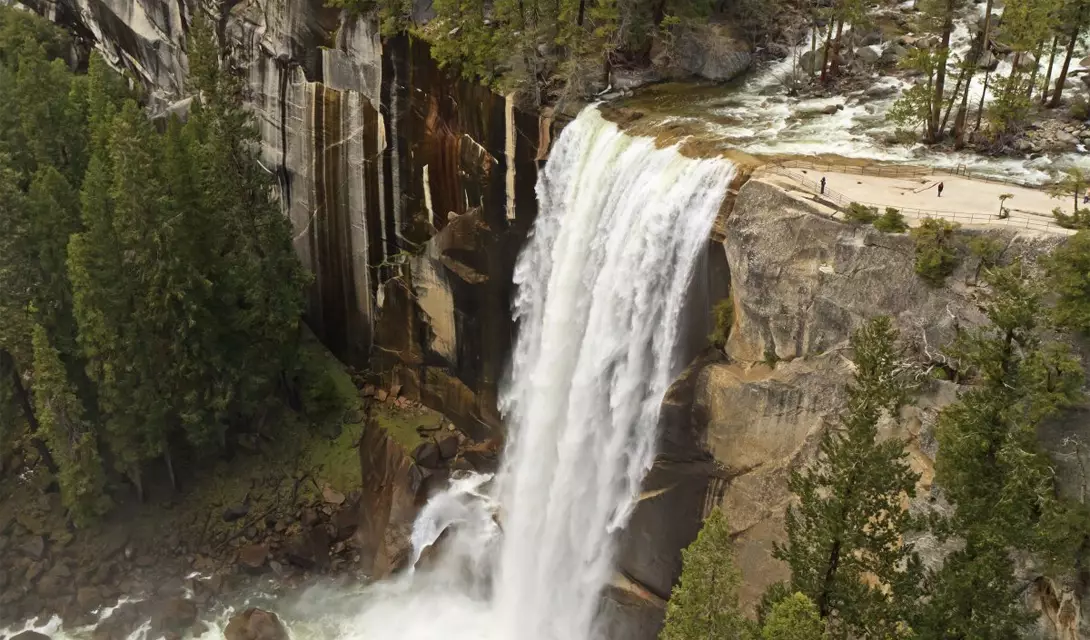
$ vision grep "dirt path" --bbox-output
[765,167,1075,235]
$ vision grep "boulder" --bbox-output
[609,68,663,91]
[20,536,45,559]
[77,586,104,611]
[331,502,360,540]
[1015,52,1038,71]
[412,441,441,468]
[224,608,289,640]
[865,83,899,99]
[222,503,250,522]
[322,486,346,505]
[800,48,826,74]
[880,44,909,66]
[437,434,459,460]
[150,598,199,637]
[671,24,752,82]
[286,526,331,570]
[238,544,269,572]
[855,45,881,64]
[11,632,52,640]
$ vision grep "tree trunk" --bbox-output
[818,539,843,618]
[164,441,177,491]
[974,69,992,133]
[929,0,956,142]
[810,15,818,78]
[1050,24,1081,108]
[829,18,846,77]
[956,0,993,144]
[1041,34,1060,105]
[1,349,57,474]
[1026,40,1046,100]
[941,61,969,135]
[576,0,585,26]
[820,19,835,83]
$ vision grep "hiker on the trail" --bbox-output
[820,176,827,194]
[1082,192,1088,204]
[937,181,944,197]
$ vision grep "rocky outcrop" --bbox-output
[224,608,290,640]
[670,23,752,83]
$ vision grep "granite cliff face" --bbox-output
[658,176,1089,638]
[24,0,550,438]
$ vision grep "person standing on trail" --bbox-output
[938,181,944,197]
[820,176,827,194]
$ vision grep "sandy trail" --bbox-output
[766,167,1074,235]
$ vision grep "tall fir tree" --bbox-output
[659,508,747,640]
[915,263,1086,639]
[773,317,921,639]
[30,324,108,525]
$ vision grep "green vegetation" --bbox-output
[844,202,878,224]
[1049,167,1087,214]
[910,217,961,285]
[659,508,746,640]
[890,0,1090,145]
[915,263,1088,637]
[760,593,826,640]
[0,8,315,523]
[774,317,920,639]
[873,207,909,233]
[709,297,733,349]
[1045,230,1090,333]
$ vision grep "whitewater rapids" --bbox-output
[2,106,734,640]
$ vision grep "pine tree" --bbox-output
[760,593,827,640]
[30,324,107,525]
[915,263,1086,639]
[773,317,921,639]
[1045,230,1090,334]
[659,508,747,640]
[179,17,307,444]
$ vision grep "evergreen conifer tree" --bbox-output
[915,263,1086,638]
[30,324,107,525]
[659,508,747,640]
[773,317,921,638]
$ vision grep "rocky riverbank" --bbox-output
[0,342,500,640]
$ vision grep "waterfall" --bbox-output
[341,106,736,640]
[492,107,735,640]
[2,105,735,640]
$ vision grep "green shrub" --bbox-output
[910,218,961,286]
[873,207,908,233]
[708,297,734,349]
[968,235,1005,268]
[763,346,780,367]
[1071,94,1090,121]
[844,202,879,224]
[1053,206,1090,230]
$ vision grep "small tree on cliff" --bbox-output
[659,507,747,640]
[760,593,827,640]
[773,317,921,639]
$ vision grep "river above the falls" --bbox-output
[613,8,1090,186]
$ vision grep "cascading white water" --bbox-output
[2,105,734,640]
[344,105,735,640]
[491,106,735,640]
